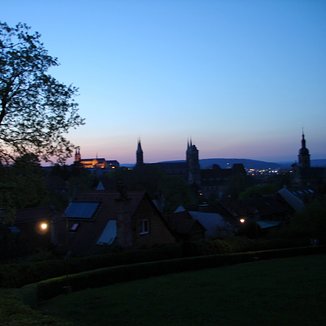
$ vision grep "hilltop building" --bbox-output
[74,146,119,171]
[134,139,201,186]
[134,139,246,198]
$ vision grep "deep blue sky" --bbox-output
[2,0,326,163]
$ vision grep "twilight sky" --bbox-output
[2,0,326,164]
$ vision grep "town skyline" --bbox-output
[3,1,326,164]
[72,132,324,166]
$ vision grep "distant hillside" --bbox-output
[156,158,280,169]
[277,159,326,169]
[122,158,326,170]
[311,159,326,167]
[199,158,280,169]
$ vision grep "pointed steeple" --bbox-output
[74,146,81,163]
[298,131,310,169]
[136,138,144,166]
[301,131,306,149]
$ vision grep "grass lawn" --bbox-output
[39,254,326,326]
[0,288,72,326]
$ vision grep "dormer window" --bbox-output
[139,219,150,235]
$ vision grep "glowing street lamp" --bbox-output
[37,221,49,234]
[239,218,246,224]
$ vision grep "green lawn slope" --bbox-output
[39,254,326,326]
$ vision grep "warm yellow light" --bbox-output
[240,218,246,224]
[40,222,48,231]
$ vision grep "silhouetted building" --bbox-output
[55,190,176,255]
[107,160,120,170]
[293,133,326,190]
[186,139,201,186]
[298,132,310,169]
[134,140,247,198]
[134,139,200,186]
[136,139,144,167]
[200,163,247,198]
[74,147,119,171]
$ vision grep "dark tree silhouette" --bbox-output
[0,22,84,163]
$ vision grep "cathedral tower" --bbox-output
[298,132,310,169]
[186,139,201,185]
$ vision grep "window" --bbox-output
[97,220,117,245]
[139,219,150,235]
[70,223,80,232]
[64,202,100,219]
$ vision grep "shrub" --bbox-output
[0,244,183,288]
[36,245,326,301]
[36,256,231,300]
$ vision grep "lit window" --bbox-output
[139,219,150,235]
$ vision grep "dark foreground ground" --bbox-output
[37,254,326,326]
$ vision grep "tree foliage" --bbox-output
[0,22,84,163]
[0,153,46,224]
[285,198,326,239]
[239,183,279,200]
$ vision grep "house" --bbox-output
[107,160,120,170]
[167,206,233,240]
[165,210,206,241]
[277,187,305,213]
[187,210,234,239]
[55,190,176,256]
[217,190,298,235]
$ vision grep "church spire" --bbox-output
[74,146,81,163]
[301,130,306,149]
[298,131,310,169]
[136,138,144,166]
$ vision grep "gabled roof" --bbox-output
[107,160,120,165]
[256,220,282,230]
[219,194,294,220]
[58,191,146,254]
[166,211,206,235]
[188,211,231,239]
[57,190,171,255]
[67,191,146,221]
[278,187,305,212]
